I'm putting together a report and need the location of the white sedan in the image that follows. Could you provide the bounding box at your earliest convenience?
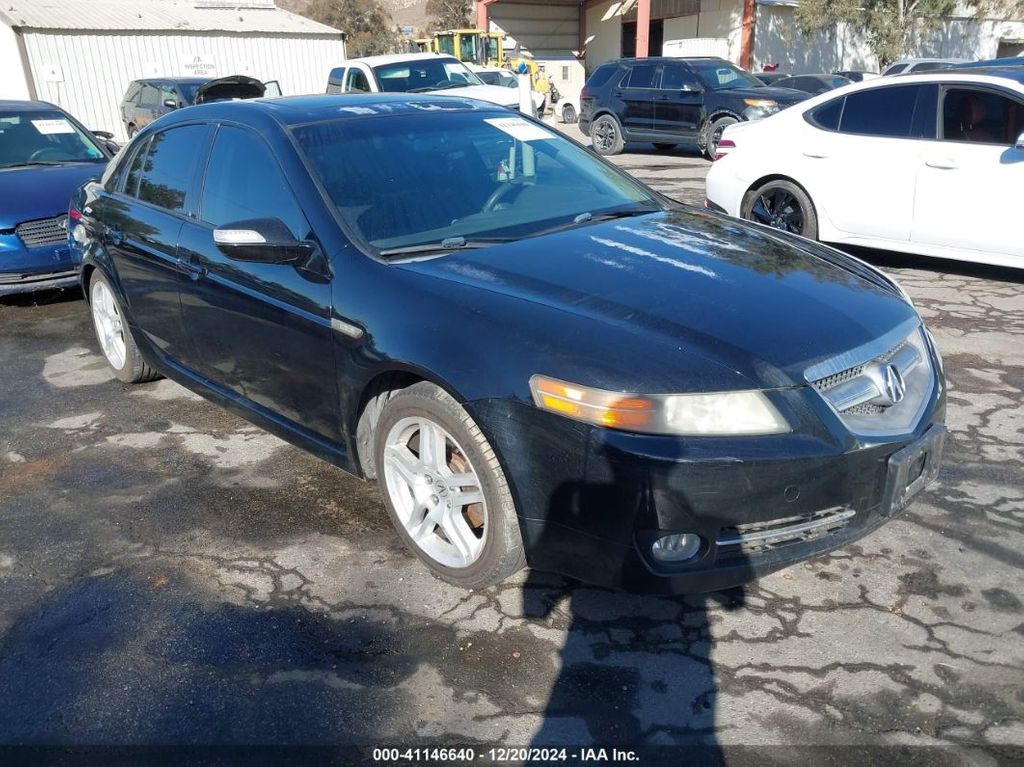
[705,69,1024,269]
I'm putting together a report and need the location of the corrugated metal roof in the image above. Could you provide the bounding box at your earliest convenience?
[0,0,343,36]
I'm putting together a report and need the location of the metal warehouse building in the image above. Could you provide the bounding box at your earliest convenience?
[0,0,346,139]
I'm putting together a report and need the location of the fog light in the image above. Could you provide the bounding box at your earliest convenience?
[651,533,702,562]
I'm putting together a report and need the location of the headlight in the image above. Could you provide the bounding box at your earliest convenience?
[529,375,790,436]
[742,98,780,120]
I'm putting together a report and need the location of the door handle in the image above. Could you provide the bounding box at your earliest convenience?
[925,157,958,169]
[104,225,123,245]
[176,256,207,281]
[802,149,829,159]
[656,95,670,101]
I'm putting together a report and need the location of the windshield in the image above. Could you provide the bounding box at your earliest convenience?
[0,110,105,168]
[293,110,660,254]
[179,83,202,104]
[689,60,764,90]
[373,58,485,93]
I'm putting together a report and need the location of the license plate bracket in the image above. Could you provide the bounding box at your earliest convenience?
[880,425,945,517]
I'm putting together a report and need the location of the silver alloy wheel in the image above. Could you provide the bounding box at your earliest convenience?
[382,416,488,568]
[90,279,127,371]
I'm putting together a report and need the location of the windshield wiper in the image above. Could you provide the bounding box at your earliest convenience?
[533,205,662,237]
[378,235,514,258]
[1,160,68,168]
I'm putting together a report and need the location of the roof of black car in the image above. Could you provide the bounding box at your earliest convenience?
[608,56,727,65]
[0,99,67,112]
[152,93,504,129]
[133,77,209,85]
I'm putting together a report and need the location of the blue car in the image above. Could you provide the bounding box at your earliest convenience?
[0,100,114,296]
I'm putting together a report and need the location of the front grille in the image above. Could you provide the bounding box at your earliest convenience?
[717,507,855,558]
[16,215,68,248]
[805,321,935,436]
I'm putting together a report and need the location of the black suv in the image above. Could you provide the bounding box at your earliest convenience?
[579,57,808,159]
[119,76,275,137]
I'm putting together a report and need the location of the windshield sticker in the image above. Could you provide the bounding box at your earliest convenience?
[484,117,554,142]
[31,118,76,135]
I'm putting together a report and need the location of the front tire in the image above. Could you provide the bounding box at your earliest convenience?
[591,114,624,156]
[88,271,160,384]
[741,179,819,240]
[702,116,738,160]
[374,382,525,589]
[561,103,578,124]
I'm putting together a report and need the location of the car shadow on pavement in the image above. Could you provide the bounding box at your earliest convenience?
[522,568,743,762]
[0,286,82,308]
[521,441,749,761]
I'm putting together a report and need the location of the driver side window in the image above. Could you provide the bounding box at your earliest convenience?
[941,88,1024,146]
[199,125,310,240]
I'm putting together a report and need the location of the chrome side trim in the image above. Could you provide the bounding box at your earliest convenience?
[717,507,856,548]
[331,317,364,340]
[804,316,920,383]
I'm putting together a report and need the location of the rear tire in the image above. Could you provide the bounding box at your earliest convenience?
[702,116,738,160]
[374,382,525,589]
[741,179,819,240]
[88,271,161,384]
[591,114,624,156]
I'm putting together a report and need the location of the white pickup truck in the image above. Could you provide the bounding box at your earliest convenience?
[327,53,521,112]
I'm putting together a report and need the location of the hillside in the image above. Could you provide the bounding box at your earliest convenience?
[278,0,432,32]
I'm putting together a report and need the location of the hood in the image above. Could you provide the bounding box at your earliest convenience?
[443,84,520,108]
[398,209,918,389]
[726,85,809,104]
[0,162,105,229]
[195,75,266,104]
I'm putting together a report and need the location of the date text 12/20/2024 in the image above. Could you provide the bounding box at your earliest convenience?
[373,747,641,762]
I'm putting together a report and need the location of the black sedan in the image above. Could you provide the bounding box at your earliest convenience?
[70,94,945,594]
[772,73,853,95]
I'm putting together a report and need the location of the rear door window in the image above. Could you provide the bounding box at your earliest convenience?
[140,85,160,106]
[839,84,921,137]
[131,125,209,214]
[941,87,1024,145]
[624,64,658,89]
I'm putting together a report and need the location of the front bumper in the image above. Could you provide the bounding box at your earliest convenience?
[468,388,945,594]
[0,231,79,296]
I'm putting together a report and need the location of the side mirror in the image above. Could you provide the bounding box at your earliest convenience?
[681,84,703,94]
[163,98,178,109]
[1016,132,1024,149]
[103,139,121,155]
[213,218,313,264]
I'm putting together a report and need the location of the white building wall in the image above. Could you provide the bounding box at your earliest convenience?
[20,31,346,139]
[585,1,623,73]
[0,24,32,99]
[753,5,1024,72]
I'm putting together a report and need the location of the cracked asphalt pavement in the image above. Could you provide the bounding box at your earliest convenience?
[0,139,1022,755]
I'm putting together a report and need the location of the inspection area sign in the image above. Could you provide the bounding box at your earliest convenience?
[181,55,217,78]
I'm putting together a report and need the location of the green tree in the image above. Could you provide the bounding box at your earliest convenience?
[306,0,398,57]
[426,0,471,30]
[795,0,1023,67]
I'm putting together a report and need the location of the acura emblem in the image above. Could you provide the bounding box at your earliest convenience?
[882,364,906,405]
